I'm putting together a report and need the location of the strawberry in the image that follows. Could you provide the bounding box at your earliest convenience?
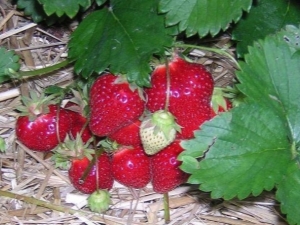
[53,135,113,194]
[64,102,92,143]
[145,56,214,139]
[89,73,145,137]
[140,110,181,155]
[111,146,151,189]
[88,189,111,213]
[16,92,71,152]
[108,120,142,146]
[151,140,189,193]
[69,153,113,194]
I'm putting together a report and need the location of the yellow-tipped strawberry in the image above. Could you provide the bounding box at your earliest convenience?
[140,110,181,155]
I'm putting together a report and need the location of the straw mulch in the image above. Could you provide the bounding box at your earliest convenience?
[0,1,289,225]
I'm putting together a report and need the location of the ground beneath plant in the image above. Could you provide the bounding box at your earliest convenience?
[0,1,288,225]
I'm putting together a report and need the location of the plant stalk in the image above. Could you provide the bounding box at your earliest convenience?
[0,190,118,223]
[16,59,73,78]
[164,56,171,112]
[163,192,170,223]
[174,43,240,69]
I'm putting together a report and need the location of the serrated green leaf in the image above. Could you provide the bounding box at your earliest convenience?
[276,163,300,225]
[0,48,20,83]
[181,26,300,224]
[17,0,46,23]
[68,0,174,87]
[38,0,91,18]
[237,29,300,144]
[183,104,291,200]
[232,0,300,57]
[277,25,300,55]
[159,0,252,37]
[17,0,65,24]
[179,113,233,160]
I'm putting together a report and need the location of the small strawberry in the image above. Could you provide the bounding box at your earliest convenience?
[140,110,181,155]
[108,120,142,146]
[88,189,111,213]
[151,140,189,193]
[89,73,145,136]
[68,153,113,194]
[111,146,151,189]
[54,136,113,194]
[145,55,214,139]
[16,92,71,152]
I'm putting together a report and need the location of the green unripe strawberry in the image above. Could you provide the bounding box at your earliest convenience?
[87,189,111,213]
[140,110,181,155]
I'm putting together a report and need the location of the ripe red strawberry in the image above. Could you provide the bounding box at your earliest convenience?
[69,153,113,194]
[89,73,145,137]
[108,120,142,146]
[145,56,214,139]
[151,140,189,193]
[111,146,151,189]
[16,92,71,152]
[64,102,92,143]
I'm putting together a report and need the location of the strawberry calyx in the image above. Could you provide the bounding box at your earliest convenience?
[151,110,181,137]
[211,87,231,114]
[64,87,89,117]
[114,74,146,101]
[17,91,57,121]
[52,134,94,169]
[87,189,111,213]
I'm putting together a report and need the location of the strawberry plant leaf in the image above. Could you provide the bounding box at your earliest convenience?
[237,26,300,142]
[68,0,174,87]
[232,0,300,57]
[180,104,291,200]
[159,0,252,37]
[0,48,20,83]
[276,163,300,225]
[38,0,91,18]
[17,0,46,23]
[180,26,300,224]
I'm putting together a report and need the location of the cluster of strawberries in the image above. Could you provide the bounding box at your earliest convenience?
[15,55,231,210]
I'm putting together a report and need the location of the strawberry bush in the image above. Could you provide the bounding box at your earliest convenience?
[1,0,300,224]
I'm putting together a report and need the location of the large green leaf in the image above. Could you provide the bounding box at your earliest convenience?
[0,48,20,83]
[232,0,300,57]
[237,26,300,143]
[159,0,252,37]
[68,0,174,87]
[180,104,291,200]
[17,0,46,23]
[276,163,300,225]
[180,26,300,224]
[38,0,91,18]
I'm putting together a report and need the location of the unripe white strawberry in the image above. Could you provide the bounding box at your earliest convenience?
[140,110,181,155]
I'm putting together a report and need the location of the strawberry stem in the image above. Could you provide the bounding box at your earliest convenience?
[163,192,170,223]
[174,43,240,69]
[0,190,110,222]
[94,146,104,190]
[16,59,72,79]
[164,56,171,112]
